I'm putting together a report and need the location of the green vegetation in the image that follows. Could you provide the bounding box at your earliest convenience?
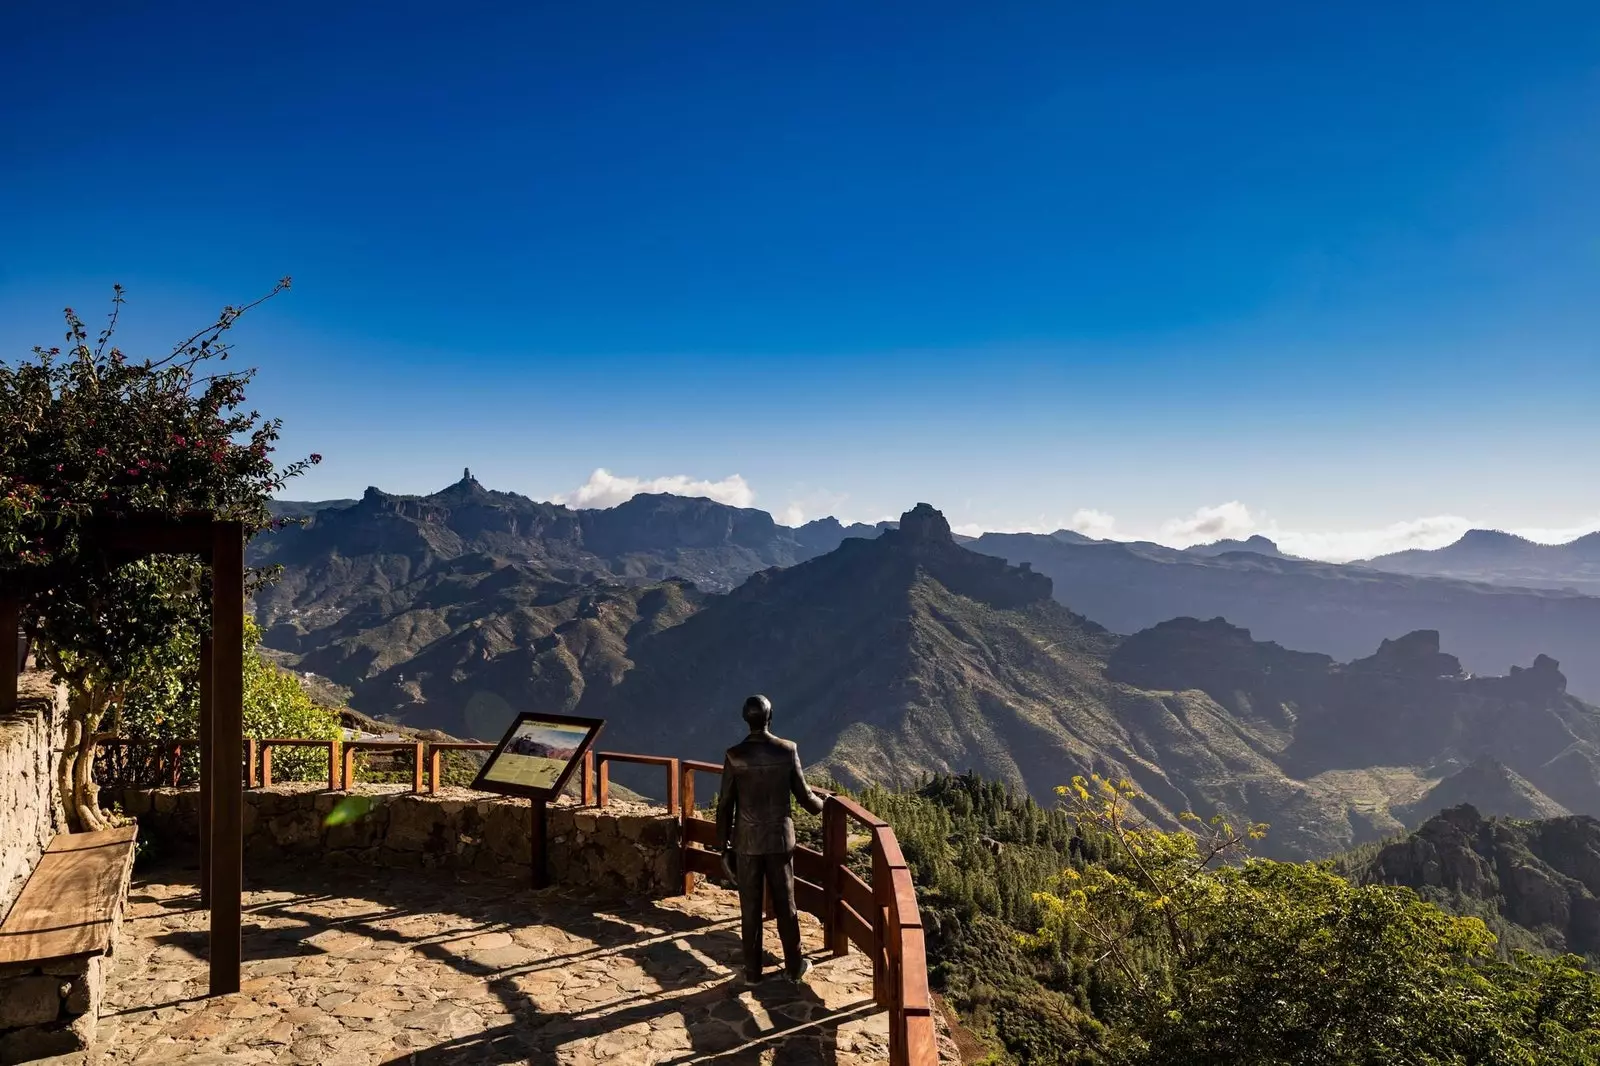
[1,282,318,828]
[116,617,342,785]
[829,772,1600,1066]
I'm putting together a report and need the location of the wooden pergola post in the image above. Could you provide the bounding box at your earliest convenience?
[4,514,247,996]
[206,521,244,995]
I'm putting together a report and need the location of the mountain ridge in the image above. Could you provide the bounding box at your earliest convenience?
[1360,527,1600,594]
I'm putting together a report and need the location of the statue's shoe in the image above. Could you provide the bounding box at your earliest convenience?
[786,959,813,983]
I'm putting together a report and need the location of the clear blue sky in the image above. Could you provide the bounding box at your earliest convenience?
[3,2,1597,558]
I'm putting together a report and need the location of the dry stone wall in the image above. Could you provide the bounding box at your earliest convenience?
[0,671,65,924]
[120,784,685,896]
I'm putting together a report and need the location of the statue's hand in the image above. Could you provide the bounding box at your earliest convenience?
[720,851,737,883]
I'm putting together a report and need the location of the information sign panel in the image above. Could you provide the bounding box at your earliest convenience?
[471,712,605,801]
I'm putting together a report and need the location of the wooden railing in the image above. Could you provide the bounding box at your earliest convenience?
[256,738,342,790]
[672,760,935,1066]
[594,751,680,815]
[101,735,935,1065]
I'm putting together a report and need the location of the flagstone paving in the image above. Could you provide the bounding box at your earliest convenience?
[88,864,899,1065]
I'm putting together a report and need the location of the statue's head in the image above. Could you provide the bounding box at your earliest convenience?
[742,694,773,732]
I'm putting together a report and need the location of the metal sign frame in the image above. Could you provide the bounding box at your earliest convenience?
[470,711,605,802]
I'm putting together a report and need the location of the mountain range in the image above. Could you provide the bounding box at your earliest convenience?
[252,479,1600,859]
[967,531,1600,701]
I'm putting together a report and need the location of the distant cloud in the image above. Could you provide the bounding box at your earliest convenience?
[775,489,853,528]
[1272,516,1473,561]
[1159,501,1257,544]
[1067,508,1120,540]
[550,468,755,509]
[1038,505,1600,563]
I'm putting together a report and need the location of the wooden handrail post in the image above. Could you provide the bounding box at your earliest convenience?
[680,768,696,897]
[582,750,596,806]
[597,756,610,808]
[259,742,273,788]
[823,799,849,957]
[665,758,680,817]
[343,743,357,791]
[245,739,257,789]
[329,739,341,791]
[429,747,443,796]
[871,838,890,1008]
[411,741,425,793]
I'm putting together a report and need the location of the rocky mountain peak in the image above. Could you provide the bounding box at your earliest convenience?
[1357,630,1464,678]
[898,503,953,543]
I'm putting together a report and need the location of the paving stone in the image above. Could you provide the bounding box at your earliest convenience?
[91,864,906,1066]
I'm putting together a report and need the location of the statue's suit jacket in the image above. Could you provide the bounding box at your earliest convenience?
[716,732,825,855]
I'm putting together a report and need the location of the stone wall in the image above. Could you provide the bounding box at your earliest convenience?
[0,937,112,1063]
[121,784,686,896]
[0,671,65,924]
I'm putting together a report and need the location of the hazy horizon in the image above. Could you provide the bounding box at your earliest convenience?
[277,467,1600,564]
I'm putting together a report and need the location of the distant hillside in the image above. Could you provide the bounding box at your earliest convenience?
[249,484,1600,858]
[572,506,1600,858]
[1340,804,1600,962]
[967,530,1600,702]
[1361,528,1600,594]
[1183,534,1293,559]
[254,472,883,613]
[1392,757,1569,826]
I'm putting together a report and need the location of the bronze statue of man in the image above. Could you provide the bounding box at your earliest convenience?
[715,694,826,984]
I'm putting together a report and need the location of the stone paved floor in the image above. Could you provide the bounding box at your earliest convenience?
[89,864,893,1066]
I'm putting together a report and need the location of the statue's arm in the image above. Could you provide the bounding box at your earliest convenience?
[790,747,825,815]
[714,753,738,850]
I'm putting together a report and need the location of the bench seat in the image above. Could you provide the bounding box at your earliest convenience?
[0,825,137,1063]
[0,825,138,967]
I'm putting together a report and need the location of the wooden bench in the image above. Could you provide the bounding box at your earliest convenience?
[0,825,138,1061]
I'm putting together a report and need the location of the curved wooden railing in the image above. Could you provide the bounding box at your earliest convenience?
[678,759,935,1066]
[102,736,936,1066]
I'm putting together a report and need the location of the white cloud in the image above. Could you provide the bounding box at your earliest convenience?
[1271,516,1472,562]
[1067,508,1120,540]
[774,489,854,529]
[1029,504,1600,563]
[550,468,755,510]
[1158,501,1258,546]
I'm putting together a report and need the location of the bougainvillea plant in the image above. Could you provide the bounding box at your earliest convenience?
[0,280,321,829]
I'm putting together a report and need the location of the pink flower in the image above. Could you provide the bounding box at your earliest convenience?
[310,453,322,464]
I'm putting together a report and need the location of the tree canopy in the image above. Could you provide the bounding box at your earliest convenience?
[1,282,319,828]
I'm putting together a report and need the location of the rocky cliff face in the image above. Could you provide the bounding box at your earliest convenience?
[1112,617,1600,819]
[1348,804,1600,960]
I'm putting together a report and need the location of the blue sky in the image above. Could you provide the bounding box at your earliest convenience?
[3,2,1597,559]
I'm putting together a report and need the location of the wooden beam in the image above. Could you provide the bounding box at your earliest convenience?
[0,594,18,717]
[92,513,216,558]
[207,521,244,996]
[198,633,212,907]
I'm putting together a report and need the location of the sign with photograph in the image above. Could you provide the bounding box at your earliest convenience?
[471,712,605,801]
